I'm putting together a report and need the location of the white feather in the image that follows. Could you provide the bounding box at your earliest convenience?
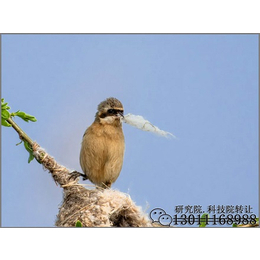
[122,113,176,138]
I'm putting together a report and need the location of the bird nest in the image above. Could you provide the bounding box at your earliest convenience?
[56,185,152,227]
[33,143,152,227]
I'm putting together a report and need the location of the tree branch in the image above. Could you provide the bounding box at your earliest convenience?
[7,117,34,146]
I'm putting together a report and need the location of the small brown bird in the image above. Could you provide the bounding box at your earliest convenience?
[79,97,125,188]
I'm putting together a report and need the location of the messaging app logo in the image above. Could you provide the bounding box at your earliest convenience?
[158,214,172,226]
[149,208,172,226]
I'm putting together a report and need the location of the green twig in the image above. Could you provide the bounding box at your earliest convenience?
[7,117,34,146]
[2,99,37,163]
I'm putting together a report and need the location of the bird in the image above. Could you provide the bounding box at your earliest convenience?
[79,97,125,188]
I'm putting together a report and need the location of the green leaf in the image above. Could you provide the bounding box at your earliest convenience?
[1,109,10,119]
[2,104,11,110]
[1,108,11,126]
[28,152,35,163]
[14,110,37,122]
[199,213,209,227]
[75,221,82,227]
[1,99,11,110]
[232,223,238,227]
[2,100,37,123]
[23,140,34,163]
[1,117,11,127]
[26,114,37,122]
[24,140,32,152]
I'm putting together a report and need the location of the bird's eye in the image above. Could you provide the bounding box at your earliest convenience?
[107,109,115,114]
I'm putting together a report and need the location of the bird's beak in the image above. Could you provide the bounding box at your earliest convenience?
[117,111,124,118]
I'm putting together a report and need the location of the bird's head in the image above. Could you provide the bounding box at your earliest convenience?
[95,97,124,126]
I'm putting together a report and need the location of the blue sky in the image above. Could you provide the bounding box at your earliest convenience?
[1,34,258,227]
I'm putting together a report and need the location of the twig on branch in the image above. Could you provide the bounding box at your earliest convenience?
[7,117,34,146]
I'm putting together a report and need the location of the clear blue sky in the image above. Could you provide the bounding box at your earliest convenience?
[1,34,259,227]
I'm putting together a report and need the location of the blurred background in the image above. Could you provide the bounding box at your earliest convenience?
[1,34,258,227]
